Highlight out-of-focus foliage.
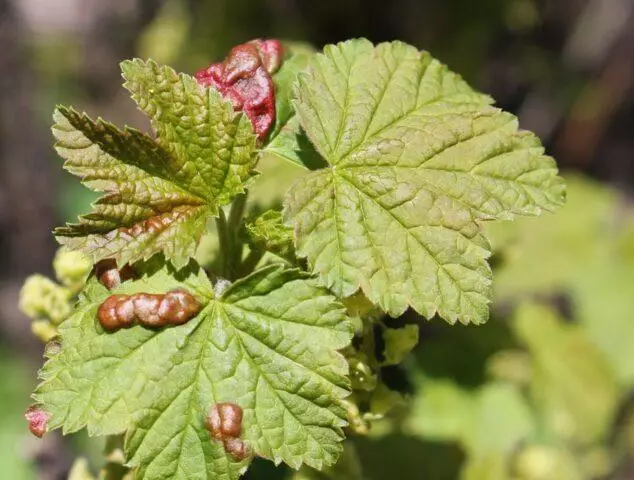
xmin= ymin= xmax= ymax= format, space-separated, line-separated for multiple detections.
xmin=488 ymin=176 xmax=634 ymax=387
xmin=334 ymin=175 xmax=634 ymax=479
xmin=19 ymin=249 xmax=90 ymax=341
xmin=0 ymin=349 xmax=36 ymax=480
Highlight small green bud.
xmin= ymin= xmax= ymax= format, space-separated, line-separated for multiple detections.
xmin=53 ymin=248 xmax=91 ymax=289
xmin=348 ymin=355 xmax=377 ymax=392
xmin=19 ymin=274 xmax=72 ymax=325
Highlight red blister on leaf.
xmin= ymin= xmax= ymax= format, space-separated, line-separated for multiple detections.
xmin=94 ymin=258 xmax=137 ymax=290
xmin=97 ymin=290 xmax=202 ymax=331
xmin=25 ymin=405 xmax=49 ymax=438
xmin=195 ymin=39 xmax=283 ymax=140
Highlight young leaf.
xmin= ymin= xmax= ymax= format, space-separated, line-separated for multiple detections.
xmin=263 ymin=47 xmax=325 ymax=170
xmin=55 ymin=60 xmax=258 ymax=267
xmin=380 ymin=324 xmax=419 ymax=366
xmin=35 ymin=263 xmax=352 ymax=480
xmin=244 ymin=210 xmax=295 ymax=261
xmin=285 ymin=39 xmax=565 ymax=324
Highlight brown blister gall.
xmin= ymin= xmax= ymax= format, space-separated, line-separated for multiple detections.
xmin=114 ymin=297 xmax=136 ymax=327
xmin=94 ymin=259 xmax=137 ymax=289
xmin=205 ymin=403 xmax=250 ymax=460
xmin=223 ymin=437 xmax=250 ymax=461
xmin=205 ymin=403 xmax=243 ymax=440
xmin=118 ymin=212 xmax=182 ymax=240
xmin=133 ymin=294 xmax=163 ymax=327
xmin=97 ymin=295 xmax=129 ymax=330
xmin=97 ymin=290 xmax=201 ymax=331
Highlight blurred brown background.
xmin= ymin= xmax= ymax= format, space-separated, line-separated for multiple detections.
xmin=0 ymin=0 xmax=632 ymax=478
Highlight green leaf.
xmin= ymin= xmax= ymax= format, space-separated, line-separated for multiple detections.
xmin=405 ymin=380 xmax=533 ymax=455
xmin=293 ymin=440 xmax=363 ymax=480
xmin=270 ymin=45 xmax=315 ymax=139
xmin=55 ymin=60 xmax=258 ymax=267
xmin=264 ymin=47 xmax=325 ymax=170
xmin=121 ymin=59 xmax=258 ymax=207
xmin=490 ymin=175 xmax=634 ymax=386
xmin=461 ymin=454 xmax=509 ymax=480
xmin=463 ymin=383 xmax=534 ymax=457
xmin=35 ymin=263 xmax=353 ymax=479
xmin=264 ymin=116 xmax=326 ymax=170
xmin=514 ymin=445 xmax=583 ymax=480
xmin=246 ymin=154 xmax=307 ymax=211
xmin=284 ymin=39 xmax=565 ymax=324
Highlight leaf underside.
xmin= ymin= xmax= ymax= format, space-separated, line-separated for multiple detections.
xmin=55 ymin=60 xmax=258 ymax=267
xmin=35 ymin=264 xmax=352 ymax=480
xmin=284 ymin=39 xmax=565 ymax=325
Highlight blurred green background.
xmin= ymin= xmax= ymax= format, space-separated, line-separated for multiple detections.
xmin=1 ymin=0 xmax=633 ymax=478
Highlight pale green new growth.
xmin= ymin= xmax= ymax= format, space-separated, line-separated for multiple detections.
xmin=35 ymin=264 xmax=352 ymax=480
xmin=285 ymin=39 xmax=565 ymax=324
xmin=55 ymin=60 xmax=258 ymax=267
xmin=245 ymin=210 xmax=295 ymax=261
xmin=264 ymin=48 xmax=325 ymax=170
xmin=381 ymin=325 xmax=419 ymax=366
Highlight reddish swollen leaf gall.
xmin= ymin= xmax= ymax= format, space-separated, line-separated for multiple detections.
xmin=195 ymin=39 xmax=283 ymax=140
xmin=25 ymin=405 xmax=49 ymax=438
xmin=206 ymin=402 xmax=243 ymax=439
xmin=94 ymin=259 xmax=137 ymax=289
xmin=97 ymin=290 xmax=202 ymax=331
xmin=247 ymin=39 xmax=283 ymax=74
xmin=205 ymin=403 xmax=250 ymax=461
xmin=223 ymin=437 xmax=250 ymax=461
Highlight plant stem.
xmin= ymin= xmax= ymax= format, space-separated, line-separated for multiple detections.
xmin=216 ymin=192 xmax=249 ymax=280
xmin=227 ymin=192 xmax=248 ymax=278
xmin=228 ymin=192 xmax=248 ymax=234
xmin=239 ymin=247 xmax=265 ymax=277
xmin=215 ymin=208 xmax=230 ymax=279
